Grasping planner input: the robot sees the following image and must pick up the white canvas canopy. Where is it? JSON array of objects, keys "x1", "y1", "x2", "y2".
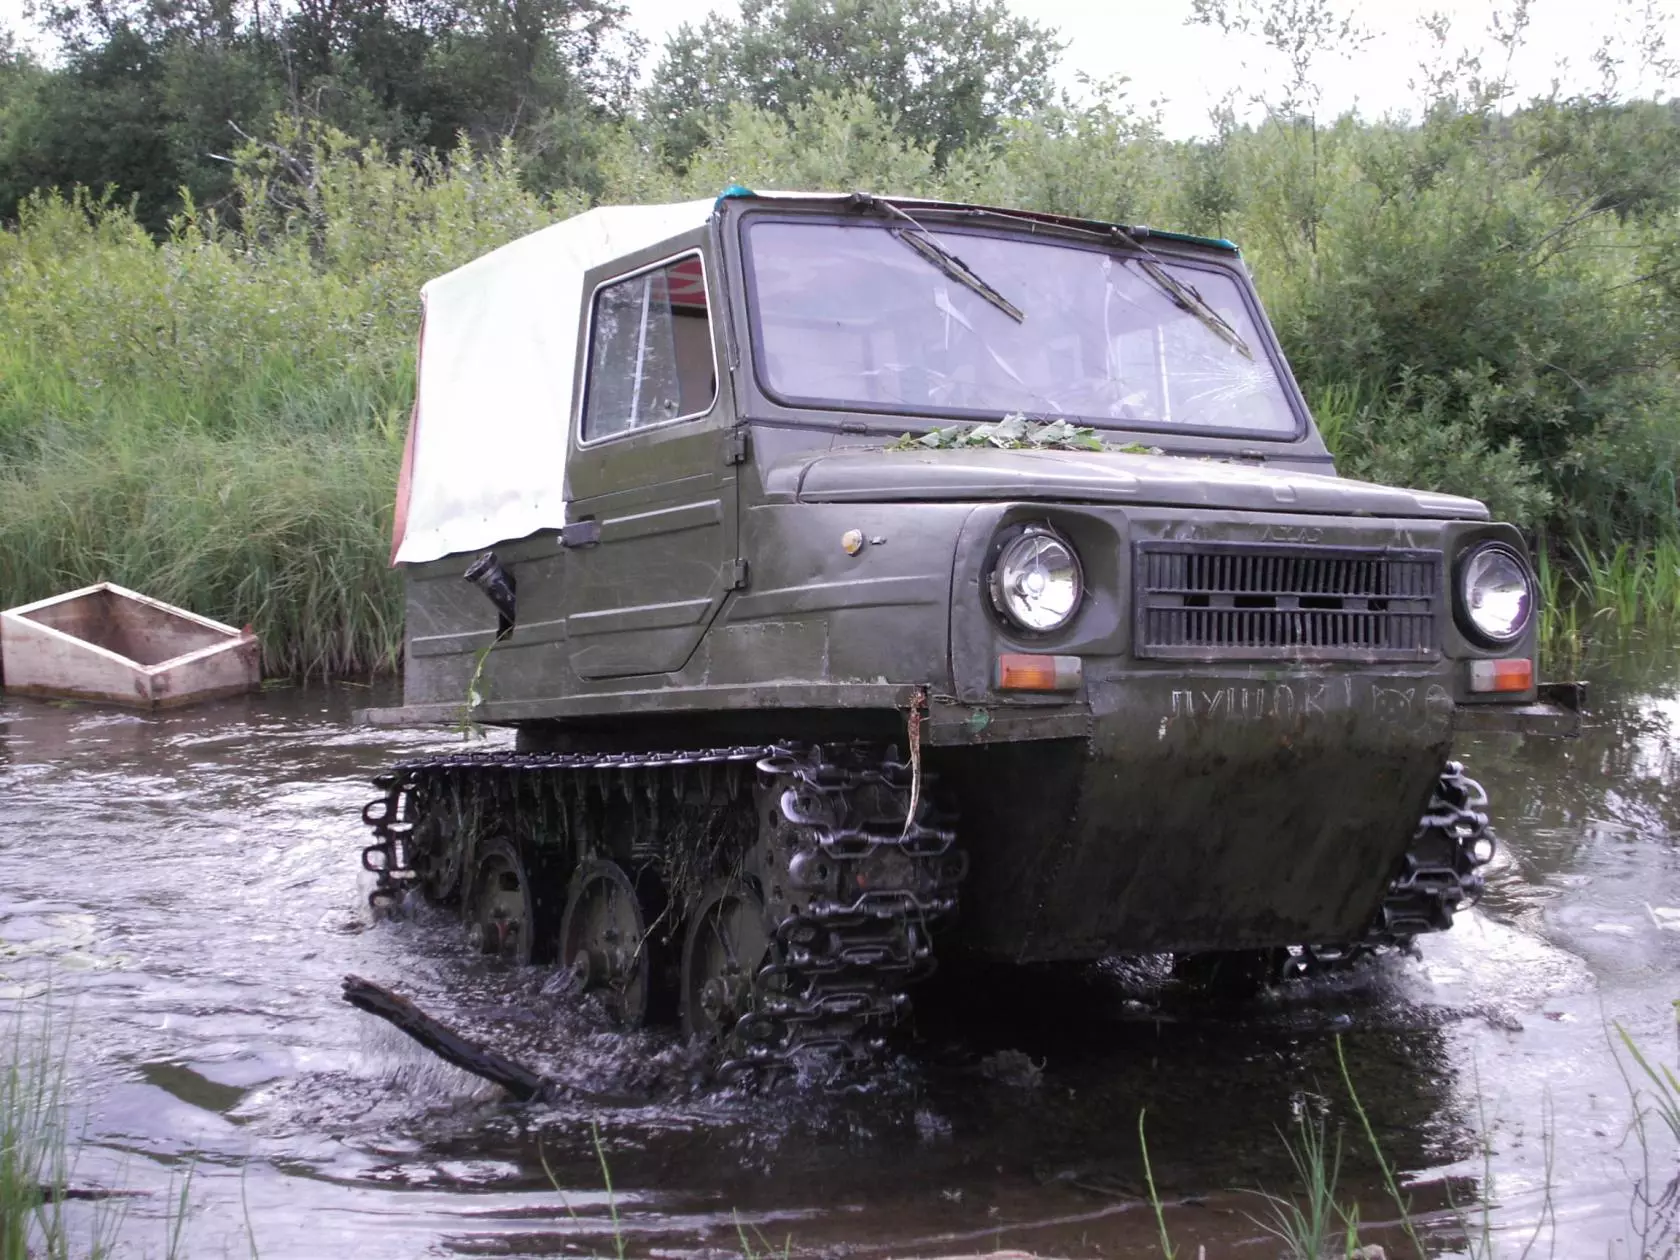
[
  {"x1": 389, "y1": 188, "x2": 1065, "y2": 565},
  {"x1": 391, "y1": 198, "x2": 719, "y2": 566}
]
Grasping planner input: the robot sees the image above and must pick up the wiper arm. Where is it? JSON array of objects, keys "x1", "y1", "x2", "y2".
[
  {"x1": 1118, "y1": 235, "x2": 1253, "y2": 361},
  {"x1": 850, "y1": 192, "x2": 1025, "y2": 324}
]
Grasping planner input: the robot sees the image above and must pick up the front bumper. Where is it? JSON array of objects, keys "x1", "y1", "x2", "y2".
[
  {"x1": 1452, "y1": 681, "x2": 1585, "y2": 738},
  {"x1": 925, "y1": 667, "x2": 1580, "y2": 961},
  {"x1": 926, "y1": 676, "x2": 1586, "y2": 746}
]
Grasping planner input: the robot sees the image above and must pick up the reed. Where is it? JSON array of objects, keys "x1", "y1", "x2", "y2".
[
  {"x1": 0, "y1": 1006, "x2": 120, "y2": 1260},
  {"x1": 1243, "y1": 1111, "x2": 1360, "y2": 1260},
  {"x1": 0, "y1": 424, "x2": 406, "y2": 678},
  {"x1": 1535, "y1": 536, "x2": 1680, "y2": 666}
]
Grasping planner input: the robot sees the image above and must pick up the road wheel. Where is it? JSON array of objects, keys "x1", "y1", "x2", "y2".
[
  {"x1": 410, "y1": 802, "x2": 467, "y2": 906},
  {"x1": 559, "y1": 859, "x2": 668, "y2": 1027},
  {"x1": 466, "y1": 837, "x2": 538, "y2": 965},
  {"x1": 680, "y1": 880, "x2": 773, "y2": 1048},
  {"x1": 1171, "y1": 948, "x2": 1283, "y2": 1001}
]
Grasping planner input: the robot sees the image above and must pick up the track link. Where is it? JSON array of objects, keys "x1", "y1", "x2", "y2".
[
  {"x1": 1282, "y1": 759, "x2": 1498, "y2": 978},
  {"x1": 358, "y1": 741, "x2": 964, "y2": 1076}
]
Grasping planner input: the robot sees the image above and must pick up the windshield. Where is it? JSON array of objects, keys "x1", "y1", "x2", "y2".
[{"x1": 741, "y1": 218, "x2": 1299, "y2": 436}]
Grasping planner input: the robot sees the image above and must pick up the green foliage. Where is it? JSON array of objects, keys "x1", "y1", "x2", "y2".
[
  {"x1": 678, "y1": 91, "x2": 941, "y2": 201},
  {"x1": 645, "y1": 0, "x2": 1061, "y2": 169},
  {"x1": 0, "y1": 0, "x2": 640, "y2": 228},
  {"x1": 941, "y1": 77, "x2": 1168, "y2": 227},
  {"x1": 1314, "y1": 372, "x2": 1555, "y2": 528}
]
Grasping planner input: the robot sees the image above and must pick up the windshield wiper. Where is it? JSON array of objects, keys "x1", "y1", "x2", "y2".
[
  {"x1": 1116, "y1": 230, "x2": 1253, "y2": 360},
  {"x1": 849, "y1": 192, "x2": 1025, "y2": 324}
]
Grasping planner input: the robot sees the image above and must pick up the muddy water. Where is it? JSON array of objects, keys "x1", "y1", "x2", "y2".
[{"x1": 0, "y1": 653, "x2": 1676, "y2": 1259}]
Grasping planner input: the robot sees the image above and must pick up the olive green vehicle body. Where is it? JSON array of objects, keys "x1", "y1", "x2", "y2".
[{"x1": 375, "y1": 195, "x2": 1575, "y2": 965}]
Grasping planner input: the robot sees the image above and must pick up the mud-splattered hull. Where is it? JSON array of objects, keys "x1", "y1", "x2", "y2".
[{"x1": 933, "y1": 667, "x2": 1457, "y2": 962}]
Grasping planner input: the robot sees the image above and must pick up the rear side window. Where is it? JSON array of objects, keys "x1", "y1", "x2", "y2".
[{"x1": 582, "y1": 253, "x2": 715, "y2": 441}]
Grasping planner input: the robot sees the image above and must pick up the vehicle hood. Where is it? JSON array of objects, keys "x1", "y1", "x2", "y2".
[{"x1": 793, "y1": 447, "x2": 1489, "y2": 520}]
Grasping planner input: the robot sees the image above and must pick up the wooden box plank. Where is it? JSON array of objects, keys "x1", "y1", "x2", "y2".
[{"x1": 1, "y1": 583, "x2": 261, "y2": 708}]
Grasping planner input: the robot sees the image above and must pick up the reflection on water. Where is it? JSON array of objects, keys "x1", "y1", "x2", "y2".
[{"x1": 0, "y1": 652, "x2": 1676, "y2": 1258}]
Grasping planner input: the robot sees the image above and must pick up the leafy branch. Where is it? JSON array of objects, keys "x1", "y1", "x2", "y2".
[{"x1": 888, "y1": 412, "x2": 1161, "y2": 454}]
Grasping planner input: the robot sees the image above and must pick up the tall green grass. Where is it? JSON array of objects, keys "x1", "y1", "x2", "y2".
[
  {"x1": 1538, "y1": 537, "x2": 1680, "y2": 662},
  {"x1": 0, "y1": 425, "x2": 406, "y2": 678},
  {"x1": 0, "y1": 136, "x2": 566, "y2": 678}
]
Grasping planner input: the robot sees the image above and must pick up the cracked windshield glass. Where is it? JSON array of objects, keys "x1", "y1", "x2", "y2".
[{"x1": 743, "y1": 218, "x2": 1297, "y2": 434}]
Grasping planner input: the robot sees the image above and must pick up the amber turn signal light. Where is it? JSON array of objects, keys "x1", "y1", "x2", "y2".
[
  {"x1": 996, "y1": 653, "x2": 1082, "y2": 692},
  {"x1": 1467, "y1": 657, "x2": 1533, "y2": 693}
]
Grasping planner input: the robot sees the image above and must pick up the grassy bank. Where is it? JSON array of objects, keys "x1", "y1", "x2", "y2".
[
  {"x1": 0, "y1": 146, "x2": 564, "y2": 677},
  {"x1": 2, "y1": 114, "x2": 1678, "y2": 677},
  {"x1": 0, "y1": 426, "x2": 406, "y2": 677}
]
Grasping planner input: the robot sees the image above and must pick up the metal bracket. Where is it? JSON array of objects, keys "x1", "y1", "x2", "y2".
[
  {"x1": 1452, "y1": 680, "x2": 1585, "y2": 739},
  {"x1": 560, "y1": 520, "x2": 601, "y2": 548},
  {"x1": 725, "y1": 559, "x2": 750, "y2": 590},
  {"x1": 724, "y1": 428, "x2": 750, "y2": 465}
]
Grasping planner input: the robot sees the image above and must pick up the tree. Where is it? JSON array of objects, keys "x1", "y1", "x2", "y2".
[
  {"x1": 645, "y1": 0, "x2": 1063, "y2": 169},
  {"x1": 0, "y1": 0, "x2": 641, "y2": 224},
  {"x1": 0, "y1": 25, "x2": 183, "y2": 231}
]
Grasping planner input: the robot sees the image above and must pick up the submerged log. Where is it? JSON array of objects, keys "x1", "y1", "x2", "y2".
[{"x1": 341, "y1": 975, "x2": 554, "y2": 1103}]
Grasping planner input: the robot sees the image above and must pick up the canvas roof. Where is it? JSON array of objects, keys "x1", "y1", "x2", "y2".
[
  {"x1": 389, "y1": 191, "x2": 1241, "y2": 566},
  {"x1": 391, "y1": 197, "x2": 719, "y2": 566}
]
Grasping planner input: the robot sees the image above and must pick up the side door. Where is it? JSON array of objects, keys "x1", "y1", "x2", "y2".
[{"x1": 562, "y1": 233, "x2": 739, "y2": 682}]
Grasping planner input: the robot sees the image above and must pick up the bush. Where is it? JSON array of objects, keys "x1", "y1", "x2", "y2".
[
  {"x1": 1312, "y1": 373, "x2": 1555, "y2": 528},
  {"x1": 6, "y1": 76, "x2": 1680, "y2": 676}
]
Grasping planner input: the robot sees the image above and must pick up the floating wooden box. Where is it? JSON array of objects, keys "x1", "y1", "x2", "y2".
[{"x1": 1, "y1": 583, "x2": 260, "y2": 708}]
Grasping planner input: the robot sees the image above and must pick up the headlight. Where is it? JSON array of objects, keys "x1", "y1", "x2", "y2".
[
  {"x1": 989, "y1": 526, "x2": 1083, "y2": 633},
  {"x1": 1458, "y1": 542, "x2": 1533, "y2": 645}
]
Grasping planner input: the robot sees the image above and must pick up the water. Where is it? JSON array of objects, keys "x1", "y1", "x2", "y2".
[{"x1": 0, "y1": 651, "x2": 1675, "y2": 1258}]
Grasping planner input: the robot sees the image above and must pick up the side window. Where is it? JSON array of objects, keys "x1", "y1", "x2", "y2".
[{"x1": 582, "y1": 254, "x2": 715, "y2": 441}]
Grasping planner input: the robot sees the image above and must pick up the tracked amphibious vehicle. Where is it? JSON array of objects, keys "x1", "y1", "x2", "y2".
[{"x1": 359, "y1": 189, "x2": 1581, "y2": 1073}]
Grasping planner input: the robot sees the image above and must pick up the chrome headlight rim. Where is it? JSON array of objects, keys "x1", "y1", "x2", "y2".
[
  {"x1": 987, "y1": 523, "x2": 1084, "y2": 636},
  {"x1": 1455, "y1": 540, "x2": 1535, "y2": 647}
]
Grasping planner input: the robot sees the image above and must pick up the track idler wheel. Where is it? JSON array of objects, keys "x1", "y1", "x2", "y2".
[
  {"x1": 466, "y1": 837, "x2": 541, "y2": 965},
  {"x1": 558, "y1": 859, "x2": 668, "y2": 1027},
  {"x1": 409, "y1": 804, "x2": 467, "y2": 906}
]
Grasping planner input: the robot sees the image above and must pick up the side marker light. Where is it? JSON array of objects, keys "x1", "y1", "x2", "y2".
[
  {"x1": 996, "y1": 654, "x2": 1082, "y2": 692},
  {"x1": 1468, "y1": 658, "x2": 1533, "y2": 694}
]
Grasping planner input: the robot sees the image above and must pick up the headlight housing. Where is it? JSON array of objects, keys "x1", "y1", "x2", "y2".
[
  {"x1": 989, "y1": 525, "x2": 1083, "y2": 634},
  {"x1": 1457, "y1": 542, "x2": 1534, "y2": 645}
]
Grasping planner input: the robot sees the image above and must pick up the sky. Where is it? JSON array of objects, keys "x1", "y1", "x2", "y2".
[{"x1": 3, "y1": 0, "x2": 1676, "y2": 139}]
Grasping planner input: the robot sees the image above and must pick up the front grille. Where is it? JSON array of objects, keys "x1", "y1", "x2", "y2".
[{"x1": 1134, "y1": 541, "x2": 1440, "y2": 660}]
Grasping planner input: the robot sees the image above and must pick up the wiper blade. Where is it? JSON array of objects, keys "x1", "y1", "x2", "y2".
[
  {"x1": 851, "y1": 192, "x2": 1025, "y2": 324},
  {"x1": 1124, "y1": 243, "x2": 1253, "y2": 361}
]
